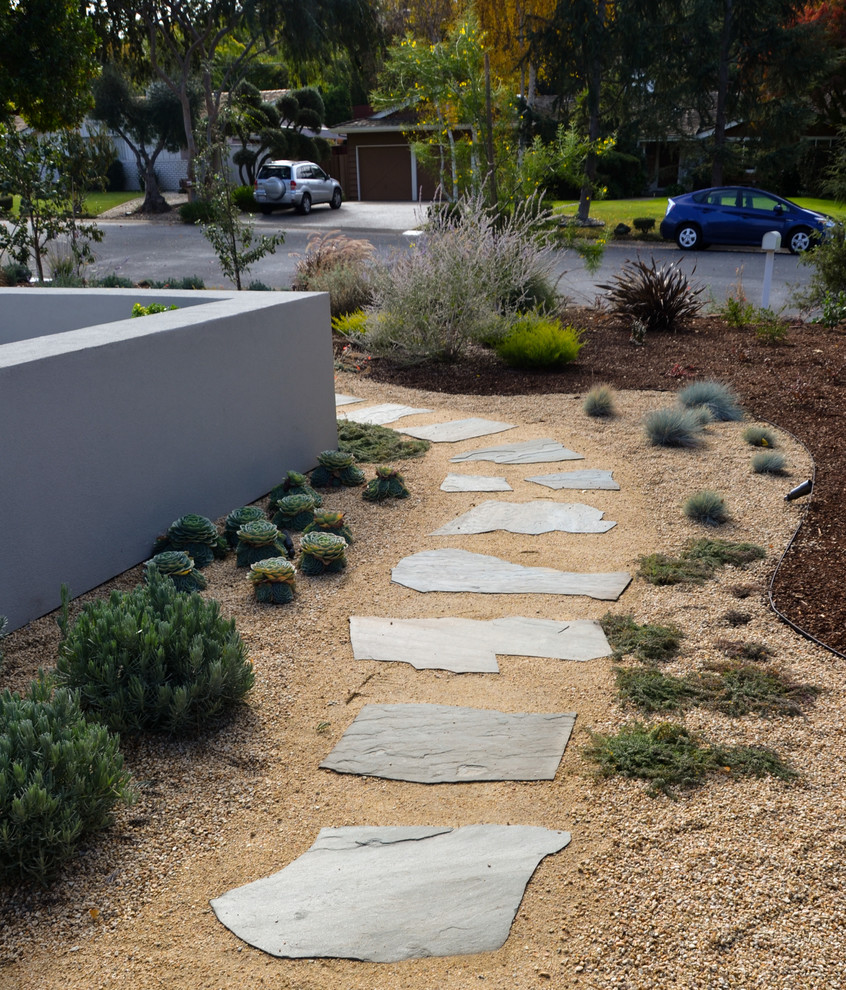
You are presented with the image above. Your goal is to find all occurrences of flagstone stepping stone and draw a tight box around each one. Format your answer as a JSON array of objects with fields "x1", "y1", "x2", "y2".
[
  {"x1": 430, "y1": 500, "x2": 616, "y2": 536},
  {"x1": 320, "y1": 703, "x2": 577, "y2": 783},
  {"x1": 210, "y1": 824, "x2": 571, "y2": 962},
  {"x1": 450, "y1": 438, "x2": 583, "y2": 464},
  {"x1": 527, "y1": 469, "x2": 621, "y2": 491},
  {"x1": 349, "y1": 615, "x2": 612, "y2": 671},
  {"x1": 335, "y1": 394, "x2": 363, "y2": 406},
  {"x1": 392, "y1": 549, "x2": 631, "y2": 600},
  {"x1": 399, "y1": 418, "x2": 515, "y2": 443},
  {"x1": 440, "y1": 473, "x2": 513, "y2": 492},
  {"x1": 338, "y1": 402, "x2": 432, "y2": 425}
]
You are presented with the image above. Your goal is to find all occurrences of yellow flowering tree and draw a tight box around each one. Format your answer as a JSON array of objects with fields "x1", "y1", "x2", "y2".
[{"x1": 371, "y1": 17, "x2": 516, "y2": 202}]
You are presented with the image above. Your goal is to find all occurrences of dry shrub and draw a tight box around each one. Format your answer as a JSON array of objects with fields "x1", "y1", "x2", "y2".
[{"x1": 292, "y1": 231, "x2": 374, "y2": 317}]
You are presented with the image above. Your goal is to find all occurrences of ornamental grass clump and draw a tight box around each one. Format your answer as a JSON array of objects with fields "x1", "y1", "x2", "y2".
[
  {"x1": 0, "y1": 677, "x2": 134, "y2": 884},
  {"x1": 303, "y1": 509, "x2": 354, "y2": 544},
  {"x1": 310, "y1": 449, "x2": 365, "y2": 488},
  {"x1": 154, "y1": 514, "x2": 225, "y2": 567},
  {"x1": 291, "y1": 231, "x2": 374, "y2": 318},
  {"x1": 269, "y1": 471, "x2": 323, "y2": 508},
  {"x1": 299, "y1": 532, "x2": 348, "y2": 575},
  {"x1": 363, "y1": 466, "x2": 410, "y2": 502},
  {"x1": 644, "y1": 407, "x2": 705, "y2": 448},
  {"x1": 583, "y1": 385, "x2": 617, "y2": 418},
  {"x1": 55, "y1": 569, "x2": 254, "y2": 735},
  {"x1": 248, "y1": 557, "x2": 297, "y2": 605},
  {"x1": 147, "y1": 550, "x2": 207, "y2": 592},
  {"x1": 752, "y1": 451, "x2": 788, "y2": 475},
  {"x1": 365, "y1": 192, "x2": 558, "y2": 362},
  {"x1": 271, "y1": 493, "x2": 316, "y2": 531},
  {"x1": 494, "y1": 315, "x2": 583, "y2": 369},
  {"x1": 235, "y1": 520, "x2": 291, "y2": 567},
  {"x1": 683, "y1": 489, "x2": 730, "y2": 526},
  {"x1": 224, "y1": 506, "x2": 266, "y2": 548},
  {"x1": 743, "y1": 426, "x2": 776, "y2": 448},
  {"x1": 597, "y1": 258, "x2": 705, "y2": 335},
  {"x1": 677, "y1": 380, "x2": 744, "y2": 421}
]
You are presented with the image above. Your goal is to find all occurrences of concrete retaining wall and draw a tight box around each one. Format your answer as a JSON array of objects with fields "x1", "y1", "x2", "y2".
[{"x1": 0, "y1": 288, "x2": 337, "y2": 632}]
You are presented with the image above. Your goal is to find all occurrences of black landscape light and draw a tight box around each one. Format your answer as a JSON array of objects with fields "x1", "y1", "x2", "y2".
[{"x1": 785, "y1": 479, "x2": 813, "y2": 502}]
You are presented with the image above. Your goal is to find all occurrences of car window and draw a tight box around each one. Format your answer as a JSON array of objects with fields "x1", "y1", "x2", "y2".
[
  {"x1": 297, "y1": 165, "x2": 315, "y2": 179},
  {"x1": 259, "y1": 165, "x2": 291, "y2": 180},
  {"x1": 313, "y1": 167, "x2": 327, "y2": 180},
  {"x1": 743, "y1": 192, "x2": 783, "y2": 212}
]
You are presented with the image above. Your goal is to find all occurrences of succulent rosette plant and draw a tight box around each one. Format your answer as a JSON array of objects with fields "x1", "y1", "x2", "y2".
[
  {"x1": 269, "y1": 470, "x2": 323, "y2": 508},
  {"x1": 310, "y1": 450, "x2": 365, "y2": 488},
  {"x1": 146, "y1": 551, "x2": 208, "y2": 592},
  {"x1": 153, "y1": 513, "x2": 224, "y2": 567},
  {"x1": 303, "y1": 509, "x2": 354, "y2": 544},
  {"x1": 362, "y1": 466, "x2": 410, "y2": 502},
  {"x1": 248, "y1": 557, "x2": 297, "y2": 604},
  {"x1": 298, "y1": 531, "x2": 348, "y2": 575},
  {"x1": 224, "y1": 506, "x2": 266, "y2": 548},
  {"x1": 235, "y1": 520, "x2": 292, "y2": 568},
  {"x1": 271, "y1": 492, "x2": 316, "y2": 532}
]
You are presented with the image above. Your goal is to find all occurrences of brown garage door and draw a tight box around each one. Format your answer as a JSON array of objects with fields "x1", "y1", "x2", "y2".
[{"x1": 358, "y1": 145, "x2": 413, "y2": 201}]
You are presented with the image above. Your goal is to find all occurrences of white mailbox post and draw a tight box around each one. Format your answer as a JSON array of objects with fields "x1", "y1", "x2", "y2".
[{"x1": 761, "y1": 230, "x2": 781, "y2": 309}]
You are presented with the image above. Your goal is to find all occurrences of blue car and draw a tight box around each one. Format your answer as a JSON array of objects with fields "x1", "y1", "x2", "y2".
[{"x1": 660, "y1": 186, "x2": 836, "y2": 253}]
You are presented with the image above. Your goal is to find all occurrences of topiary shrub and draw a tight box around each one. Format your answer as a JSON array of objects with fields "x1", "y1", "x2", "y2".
[
  {"x1": 743, "y1": 426, "x2": 776, "y2": 448},
  {"x1": 224, "y1": 506, "x2": 266, "y2": 548},
  {"x1": 269, "y1": 471, "x2": 323, "y2": 509},
  {"x1": 677, "y1": 380, "x2": 744, "y2": 422},
  {"x1": 55, "y1": 569, "x2": 254, "y2": 735},
  {"x1": 235, "y1": 520, "x2": 292, "y2": 567},
  {"x1": 752, "y1": 451, "x2": 787, "y2": 475},
  {"x1": 248, "y1": 557, "x2": 297, "y2": 604},
  {"x1": 494, "y1": 315, "x2": 583, "y2": 369},
  {"x1": 632, "y1": 217, "x2": 656, "y2": 234},
  {"x1": 147, "y1": 550, "x2": 208, "y2": 592},
  {"x1": 683, "y1": 489, "x2": 729, "y2": 526},
  {"x1": 597, "y1": 258, "x2": 705, "y2": 334},
  {"x1": 583, "y1": 385, "x2": 616, "y2": 418},
  {"x1": 362, "y1": 465, "x2": 410, "y2": 502},
  {"x1": 310, "y1": 450, "x2": 366, "y2": 488},
  {"x1": 154, "y1": 514, "x2": 226, "y2": 567},
  {"x1": 298, "y1": 532, "x2": 348, "y2": 575},
  {"x1": 303, "y1": 509, "x2": 353, "y2": 543},
  {"x1": 271, "y1": 493, "x2": 316, "y2": 531},
  {"x1": 0, "y1": 676, "x2": 134, "y2": 884},
  {"x1": 644, "y1": 407, "x2": 705, "y2": 447}
]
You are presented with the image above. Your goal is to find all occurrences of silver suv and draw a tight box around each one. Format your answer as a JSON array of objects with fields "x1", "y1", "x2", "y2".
[{"x1": 253, "y1": 160, "x2": 342, "y2": 215}]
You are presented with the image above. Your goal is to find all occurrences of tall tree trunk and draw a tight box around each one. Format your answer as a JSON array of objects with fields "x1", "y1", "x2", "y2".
[
  {"x1": 578, "y1": 14, "x2": 604, "y2": 222},
  {"x1": 712, "y1": 0, "x2": 734, "y2": 187}
]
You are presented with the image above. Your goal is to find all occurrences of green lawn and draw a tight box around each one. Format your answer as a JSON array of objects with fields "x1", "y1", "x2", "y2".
[
  {"x1": 548, "y1": 195, "x2": 846, "y2": 236},
  {"x1": 6, "y1": 191, "x2": 139, "y2": 217}
]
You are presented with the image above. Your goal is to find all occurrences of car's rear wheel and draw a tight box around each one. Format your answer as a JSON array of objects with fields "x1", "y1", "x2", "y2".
[
  {"x1": 259, "y1": 205, "x2": 273, "y2": 215},
  {"x1": 787, "y1": 226, "x2": 812, "y2": 254},
  {"x1": 297, "y1": 193, "x2": 312, "y2": 215},
  {"x1": 676, "y1": 224, "x2": 703, "y2": 250},
  {"x1": 330, "y1": 188, "x2": 342, "y2": 210}
]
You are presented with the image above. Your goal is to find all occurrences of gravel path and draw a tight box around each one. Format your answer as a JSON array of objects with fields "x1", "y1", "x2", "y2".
[{"x1": 2, "y1": 377, "x2": 842, "y2": 990}]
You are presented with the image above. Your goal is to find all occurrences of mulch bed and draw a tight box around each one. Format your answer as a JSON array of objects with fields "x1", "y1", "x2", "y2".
[{"x1": 362, "y1": 311, "x2": 846, "y2": 656}]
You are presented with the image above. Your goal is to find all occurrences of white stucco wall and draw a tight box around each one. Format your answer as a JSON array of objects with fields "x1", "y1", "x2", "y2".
[{"x1": 0, "y1": 288, "x2": 337, "y2": 631}]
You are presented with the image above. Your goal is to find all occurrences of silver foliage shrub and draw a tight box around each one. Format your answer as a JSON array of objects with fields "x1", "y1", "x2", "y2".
[{"x1": 365, "y1": 194, "x2": 559, "y2": 362}]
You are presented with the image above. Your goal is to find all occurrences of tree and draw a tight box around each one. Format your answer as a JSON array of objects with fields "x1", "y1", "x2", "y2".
[
  {"x1": 197, "y1": 146, "x2": 285, "y2": 290},
  {"x1": 372, "y1": 17, "x2": 512, "y2": 202},
  {"x1": 93, "y1": 0, "x2": 382, "y2": 194},
  {"x1": 797, "y1": 0, "x2": 846, "y2": 130},
  {"x1": 91, "y1": 65, "x2": 192, "y2": 213},
  {"x1": 0, "y1": 0, "x2": 98, "y2": 129},
  {"x1": 0, "y1": 126, "x2": 104, "y2": 282}
]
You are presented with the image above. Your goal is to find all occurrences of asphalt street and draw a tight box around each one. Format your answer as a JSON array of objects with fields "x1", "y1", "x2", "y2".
[{"x1": 90, "y1": 200, "x2": 814, "y2": 314}]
